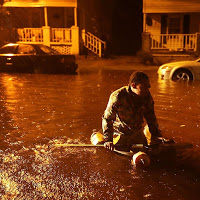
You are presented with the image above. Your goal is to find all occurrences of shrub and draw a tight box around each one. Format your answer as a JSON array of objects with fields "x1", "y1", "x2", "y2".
[{"x1": 136, "y1": 50, "x2": 153, "y2": 65}]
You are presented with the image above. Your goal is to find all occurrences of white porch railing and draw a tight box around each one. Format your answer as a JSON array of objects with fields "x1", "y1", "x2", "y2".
[
  {"x1": 17, "y1": 28, "x2": 72, "y2": 44},
  {"x1": 82, "y1": 29, "x2": 106, "y2": 57},
  {"x1": 17, "y1": 28, "x2": 43, "y2": 43},
  {"x1": 151, "y1": 34, "x2": 197, "y2": 51},
  {"x1": 17, "y1": 27, "x2": 79, "y2": 55},
  {"x1": 51, "y1": 28, "x2": 72, "y2": 43}
]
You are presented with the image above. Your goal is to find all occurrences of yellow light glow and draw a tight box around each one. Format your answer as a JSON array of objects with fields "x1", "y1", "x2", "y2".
[
  {"x1": 5, "y1": 54, "x2": 14, "y2": 56},
  {"x1": 6, "y1": 43, "x2": 16, "y2": 47}
]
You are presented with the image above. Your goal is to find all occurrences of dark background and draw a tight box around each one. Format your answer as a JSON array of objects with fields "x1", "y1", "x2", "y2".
[{"x1": 111, "y1": 0, "x2": 143, "y2": 55}]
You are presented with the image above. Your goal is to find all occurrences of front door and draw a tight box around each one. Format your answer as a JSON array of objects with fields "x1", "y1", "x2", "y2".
[{"x1": 161, "y1": 15, "x2": 183, "y2": 50}]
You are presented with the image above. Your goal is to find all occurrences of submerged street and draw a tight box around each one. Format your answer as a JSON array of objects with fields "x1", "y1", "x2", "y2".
[{"x1": 0, "y1": 59, "x2": 200, "y2": 199}]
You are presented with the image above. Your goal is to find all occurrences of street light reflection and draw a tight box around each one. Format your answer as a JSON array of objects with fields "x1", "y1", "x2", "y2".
[
  {"x1": 157, "y1": 76, "x2": 176, "y2": 94},
  {"x1": 1, "y1": 74, "x2": 24, "y2": 103}
]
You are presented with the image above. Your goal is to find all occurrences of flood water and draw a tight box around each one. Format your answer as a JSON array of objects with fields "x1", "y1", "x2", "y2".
[{"x1": 0, "y1": 66, "x2": 200, "y2": 200}]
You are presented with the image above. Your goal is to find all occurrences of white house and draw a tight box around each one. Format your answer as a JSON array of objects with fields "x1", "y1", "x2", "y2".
[
  {"x1": 142, "y1": 0, "x2": 200, "y2": 54},
  {"x1": 1, "y1": 0, "x2": 106, "y2": 57}
]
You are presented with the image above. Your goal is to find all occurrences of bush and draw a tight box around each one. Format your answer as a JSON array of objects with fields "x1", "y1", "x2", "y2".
[{"x1": 136, "y1": 50, "x2": 153, "y2": 65}]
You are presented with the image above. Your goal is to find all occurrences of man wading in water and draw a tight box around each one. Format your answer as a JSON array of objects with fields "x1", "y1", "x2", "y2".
[{"x1": 102, "y1": 71, "x2": 164, "y2": 151}]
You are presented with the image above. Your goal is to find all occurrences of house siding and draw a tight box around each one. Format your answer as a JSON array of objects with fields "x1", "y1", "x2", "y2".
[
  {"x1": 145, "y1": 14, "x2": 161, "y2": 34},
  {"x1": 143, "y1": 0, "x2": 200, "y2": 13},
  {"x1": 146, "y1": 13, "x2": 200, "y2": 35}
]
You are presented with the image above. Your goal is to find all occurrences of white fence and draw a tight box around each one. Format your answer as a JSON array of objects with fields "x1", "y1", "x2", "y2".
[
  {"x1": 151, "y1": 34, "x2": 197, "y2": 51},
  {"x1": 82, "y1": 30, "x2": 106, "y2": 57}
]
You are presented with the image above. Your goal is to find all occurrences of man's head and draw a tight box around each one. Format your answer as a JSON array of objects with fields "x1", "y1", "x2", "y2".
[{"x1": 129, "y1": 71, "x2": 151, "y2": 96}]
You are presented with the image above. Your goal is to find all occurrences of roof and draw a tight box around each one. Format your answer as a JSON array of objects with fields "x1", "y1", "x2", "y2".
[
  {"x1": 3, "y1": 0, "x2": 77, "y2": 8},
  {"x1": 143, "y1": 0, "x2": 200, "y2": 13}
]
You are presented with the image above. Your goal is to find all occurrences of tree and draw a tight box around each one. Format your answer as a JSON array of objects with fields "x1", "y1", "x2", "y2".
[
  {"x1": 0, "y1": 0, "x2": 10, "y2": 29},
  {"x1": 0, "y1": 0, "x2": 11, "y2": 6},
  {"x1": 0, "y1": 0, "x2": 5, "y2": 6}
]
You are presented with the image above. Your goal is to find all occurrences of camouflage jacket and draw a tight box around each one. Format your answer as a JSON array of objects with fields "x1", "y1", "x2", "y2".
[{"x1": 102, "y1": 86, "x2": 161, "y2": 142}]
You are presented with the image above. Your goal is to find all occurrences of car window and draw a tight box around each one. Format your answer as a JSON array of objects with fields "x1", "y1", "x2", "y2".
[
  {"x1": 0, "y1": 46, "x2": 16, "y2": 54},
  {"x1": 16, "y1": 45, "x2": 36, "y2": 54},
  {"x1": 39, "y1": 45, "x2": 59, "y2": 54}
]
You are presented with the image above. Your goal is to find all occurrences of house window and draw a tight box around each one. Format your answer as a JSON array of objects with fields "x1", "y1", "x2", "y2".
[{"x1": 168, "y1": 17, "x2": 181, "y2": 34}]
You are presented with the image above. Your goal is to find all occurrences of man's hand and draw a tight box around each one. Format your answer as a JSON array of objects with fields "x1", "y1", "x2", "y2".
[
  {"x1": 150, "y1": 136, "x2": 162, "y2": 145},
  {"x1": 150, "y1": 136, "x2": 174, "y2": 145},
  {"x1": 104, "y1": 142, "x2": 114, "y2": 151}
]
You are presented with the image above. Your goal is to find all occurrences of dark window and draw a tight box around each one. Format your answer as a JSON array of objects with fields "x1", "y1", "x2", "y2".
[
  {"x1": 0, "y1": 46, "x2": 17, "y2": 54},
  {"x1": 183, "y1": 15, "x2": 190, "y2": 34},
  {"x1": 168, "y1": 17, "x2": 181, "y2": 34},
  {"x1": 161, "y1": 15, "x2": 167, "y2": 34},
  {"x1": 16, "y1": 45, "x2": 36, "y2": 54}
]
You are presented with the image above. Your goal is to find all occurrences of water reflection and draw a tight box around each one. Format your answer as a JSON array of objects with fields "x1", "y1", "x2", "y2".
[
  {"x1": 154, "y1": 77, "x2": 200, "y2": 146},
  {"x1": 0, "y1": 69, "x2": 200, "y2": 199}
]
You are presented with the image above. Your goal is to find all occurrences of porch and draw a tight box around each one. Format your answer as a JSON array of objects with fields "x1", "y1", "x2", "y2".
[
  {"x1": 142, "y1": 33, "x2": 199, "y2": 52},
  {"x1": 141, "y1": 32, "x2": 200, "y2": 64},
  {"x1": 1, "y1": 0, "x2": 107, "y2": 57},
  {"x1": 15, "y1": 27, "x2": 106, "y2": 57},
  {"x1": 17, "y1": 26, "x2": 79, "y2": 55},
  {"x1": 151, "y1": 33, "x2": 197, "y2": 51}
]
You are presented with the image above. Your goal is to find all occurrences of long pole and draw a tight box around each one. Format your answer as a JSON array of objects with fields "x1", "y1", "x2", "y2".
[
  {"x1": 54, "y1": 143, "x2": 144, "y2": 157},
  {"x1": 55, "y1": 144, "x2": 104, "y2": 147},
  {"x1": 54, "y1": 143, "x2": 192, "y2": 150},
  {"x1": 55, "y1": 143, "x2": 143, "y2": 148}
]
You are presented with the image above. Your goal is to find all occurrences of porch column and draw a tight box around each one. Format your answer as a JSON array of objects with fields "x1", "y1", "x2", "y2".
[
  {"x1": 44, "y1": 7, "x2": 48, "y2": 26},
  {"x1": 195, "y1": 33, "x2": 200, "y2": 56},
  {"x1": 42, "y1": 26, "x2": 51, "y2": 46},
  {"x1": 74, "y1": 7, "x2": 77, "y2": 27},
  {"x1": 82, "y1": 29, "x2": 85, "y2": 44},
  {"x1": 143, "y1": 13, "x2": 146, "y2": 32},
  {"x1": 142, "y1": 32, "x2": 151, "y2": 52},
  {"x1": 71, "y1": 26, "x2": 79, "y2": 54}
]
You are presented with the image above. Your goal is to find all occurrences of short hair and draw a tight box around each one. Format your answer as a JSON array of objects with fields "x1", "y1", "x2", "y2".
[{"x1": 129, "y1": 71, "x2": 149, "y2": 86}]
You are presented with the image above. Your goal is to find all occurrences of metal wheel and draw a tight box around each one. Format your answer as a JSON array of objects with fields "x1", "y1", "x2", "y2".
[{"x1": 172, "y1": 69, "x2": 193, "y2": 81}]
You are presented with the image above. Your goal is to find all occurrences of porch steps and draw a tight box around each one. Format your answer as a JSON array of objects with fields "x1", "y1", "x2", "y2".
[{"x1": 82, "y1": 30, "x2": 106, "y2": 58}]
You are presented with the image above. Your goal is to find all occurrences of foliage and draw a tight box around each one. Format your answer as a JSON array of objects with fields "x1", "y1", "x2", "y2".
[
  {"x1": 136, "y1": 50, "x2": 154, "y2": 65},
  {"x1": 0, "y1": 7, "x2": 9, "y2": 15},
  {"x1": 0, "y1": 0, "x2": 5, "y2": 6},
  {"x1": 0, "y1": 0, "x2": 11, "y2": 6},
  {"x1": 0, "y1": 0, "x2": 10, "y2": 16},
  {"x1": 0, "y1": 1, "x2": 10, "y2": 30}
]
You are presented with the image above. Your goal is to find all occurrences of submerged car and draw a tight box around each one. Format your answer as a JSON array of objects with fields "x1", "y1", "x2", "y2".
[
  {"x1": 157, "y1": 58, "x2": 200, "y2": 81},
  {"x1": 0, "y1": 43, "x2": 78, "y2": 74}
]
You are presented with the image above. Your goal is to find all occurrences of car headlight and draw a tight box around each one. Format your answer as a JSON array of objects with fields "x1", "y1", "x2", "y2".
[{"x1": 160, "y1": 65, "x2": 169, "y2": 70}]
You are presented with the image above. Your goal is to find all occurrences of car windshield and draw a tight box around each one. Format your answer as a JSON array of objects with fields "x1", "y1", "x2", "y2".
[
  {"x1": 39, "y1": 45, "x2": 60, "y2": 54},
  {"x1": 0, "y1": 45, "x2": 17, "y2": 54}
]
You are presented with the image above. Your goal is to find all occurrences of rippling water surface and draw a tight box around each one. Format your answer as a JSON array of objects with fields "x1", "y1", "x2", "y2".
[{"x1": 0, "y1": 67, "x2": 200, "y2": 199}]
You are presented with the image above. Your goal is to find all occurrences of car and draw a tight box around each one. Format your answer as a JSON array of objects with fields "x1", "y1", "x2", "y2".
[
  {"x1": 0, "y1": 43, "x2": 78, "y2": 74},
  {"x1": 157, "y1": 58, "x2": 200, "y2": 81}
]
